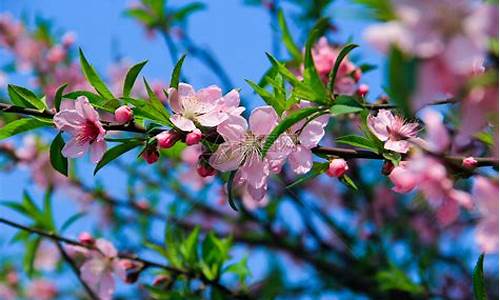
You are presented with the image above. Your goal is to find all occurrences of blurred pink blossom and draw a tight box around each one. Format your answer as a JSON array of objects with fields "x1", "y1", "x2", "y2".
[
  {"x1": 26, "y1": 279, "x2": 57, "y2": 300},
  {"x1": 472, "y1": 176, "x2": 499, "y2": 253}
]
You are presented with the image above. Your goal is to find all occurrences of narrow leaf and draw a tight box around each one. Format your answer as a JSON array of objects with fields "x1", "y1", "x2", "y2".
[
  {"x1": 327, "y1": 44, "x2": 359, "y2": 94},
  {"x1": 50, "y1": 132, "x2": 68, "y2": 176},
  {"x1": 8, "y1": 85, "x2": 47, "y2": 111},
  {"x1": 0, "y1": 118, "x2": 50, "y2": 140},
  {"x1": 79, "y1": 49, "x2": 114, "y2": 99},
  {"x1": 473, "y1": 254, "x2": 487, "y2": 300},
  {"x1": 336, "y1": 135, "x2": 380, "y2": 153},
  {"x1": 123, "y1": 60, "x2": 148, "y2": 97},
  {"x1": 60, "y1": 212, "x2": 87, "y2": 233},
  {"x1": 277, "y1": 10, "x2": 302, "y2": 62},
  {"x1": 54, "y1": 83, "x2": 68, "y2": 111},
  {"x1": 170, "y1": 54, "x2": 186, "y2": 89},
  {"x1": 94, "y1": 141, "x2": 143, "y2": 175},
  {"x1": 246, "y1": 79, "x2": 284, "y2": 114}
]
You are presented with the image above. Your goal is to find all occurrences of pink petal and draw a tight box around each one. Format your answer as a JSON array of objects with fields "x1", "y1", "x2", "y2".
[
  {"x1": 197, "y1": 110, "x2": 228, "y2": 128},
  {"x1": 196, "y1": 85, "x2": 222, "y2": 103},
  {"x1": 90, "y1": 140, "x2": 107, "y2": 163},
  {"x1": 476, "y1": 219, "x2": 499, "y2": 253},
  {"x1": 53, "y1": 111, "x2": 85, "y2": 134},
  {"x1": 299, "y1": 119, "x2": 327, "y2": 148},
  {"x1": 81, "y1": 258, "x2": 105, "y2": 287},
  {"x1": 59, "y1": 99, "x2": 75, "y2": 111},
  {"x1": 62, "y1": 138, "x2": 88, "y2": 158},
  {"x1": 216, "y1": 115, "x2": 247, "y2": 142},
  {"x1": 240, "y1": 152, "x2": 269, "y2": 189},
  {"x1": 177, "y1": 83, "x2": 195, "y2": 98},
  {"x1": 221, "y1": 89, "x2": 240, "y2": 110},
  {"x1": 384, "y1": 140, "x2": 410, "y2": 153},
  {"x1": 170, "y1": 114, "x2": 197, "y2": 132},
  {"x1": 367, "y1": 109, "x2": 394, "y2": 141},
  {"x1": 96, "y1": 239, "x2": 117, "y2": 257},
  {"x1": 97, "y1": 271, "x2": 115, "y2": 300},
  {"x1": 75, "y1": 96, "x2": 99, "y2": 122},
  {"x1": 436, "y1": 198, "x2": 459, "y2": 226},
  {"x1": 167, "y1": 87, "x2": 182, "y2": 114},
  {"x1": 249, "y1": 106, "x2": 278, "y2": 136},
  {"x1": 289, "y1": 145, "x2": 313, "y2": 174},
  {"x1": 112, "y1": 260, "x2": 127, "y2": 282},
  {"x1": 208, "y1": 142, "x2": 245, "y2": 172},
  {"x1": 246, "y1": 183, "x2": 267, "y2": 201}
]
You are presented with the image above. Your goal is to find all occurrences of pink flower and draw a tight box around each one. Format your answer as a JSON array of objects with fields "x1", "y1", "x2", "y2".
[
  {"x1": 327, "y1": 159, "x2": 349, "y2": 177},
  {"x1": 388, "y1": 162, "x2": 417, "y2": 193},
  {"x1": 142, "y1": 148, "x2": 159, "y2": 164},
  {"x1": 167, "y1": 83, "x2": 242, "y2": 132},
  {"x1": 367, "y1": 109, "x2": 419, "y2": 153},
  {"x1": 462, "y1": 157, "x2": 477, "y2": 169},
  {"x1": 304, "y1": 37, "x2": 361, "y2": 95},
  {"x1": 114, "y1": 105, "x2": 133, "y2": 123},
  {"x1": 53, "y1": 97, "x2": 107, "y2": 163},
  {"x1": 80, "y1": 239, "x2": 126, "y2": 300},
  {"x1": 286, "y1": 101, "x2": 329, "y2": 174},
  {"x1": 419, "y1": 110, "x2": 450, "y2": 153},
  {"x1": 209, "y1": 106, "x2": 292, "y2": 201},
  {"x1": 393, "y1": 155, "x2": 472, "y2": 225},
  {"x1": 0, "y1": 284, "x2": 16, "y2": 300},
  {"x1": 26, "y1": 279, "x2": 57, "y2": 300},
  {"x1": 472, "y1": 177, "x2": 499, "y2": 253}
]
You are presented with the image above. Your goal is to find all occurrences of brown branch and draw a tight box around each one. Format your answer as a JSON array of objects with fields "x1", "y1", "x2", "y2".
[
  {"x1": 0, "y1": 217, "x2": 248, "y2": 299},
  {"x1": 363, "y1": 98, "x2": 458, "y2": 110}
]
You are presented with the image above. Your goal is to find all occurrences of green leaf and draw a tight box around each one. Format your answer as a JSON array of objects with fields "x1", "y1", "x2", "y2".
[
  {"x1": 8, "y1": 85, "x2": 47, "y2": 111},
  {"x1": 226, "y1": 171, "x2": 239, "y2": 211},
  {"x1": 0, "y1": 118, "x2": 51, "y2": 140},
  {"x1": 303, "y1": 19, "x2": 329, "y2": 100},
  {"x1": 201, "y1": 232, "x2": 231, "y2": 280},
  {"x1": 473, "y1": 254, "x2": 487, "y2": 300},
  {"x1": 340, "y1": 174, "x2": 358, "y2": 190},
  {"x1": 327, "y1": 44, "x2": 359, "y2": 94},
  {"x1": 79, "y1": 49, "x2": 114, "y2": 99},
  {"x1": 125, "y1": 8, "x2": 155, "y2": 26},
  {"x1": 386, "y1": 47, "x2": 417, "y2": 118},
  {"x1": 60, "y1": 212, "x2": 86, "y2": 233},
  {"x1": 143, "y1": 78, "x2": 171, "y2": 121},
  {"x1": 54, "y1": 83, "x2": 68, "y2": 111},
  {"x1": 245, "y1": 79, "x2": 285, "y2": 114},
  {"x1": 376, "y1": 267, "x2": 424, "y2": 295},
  {"x1": 354, "y1": 0, "x2": 396, "y2": 21},
  {"x1": 277, "y1": 10, "x2": 302, "y2": 62},
  {"x1": 170, "y1": 54, "x2": 186, "y2": 89},
  {"x1": 180, "y1": 226, "x2": 200, "y2": 266},
  {"x1": 262, "y1": 107, "x2": 323, "y2": 157},
  {"x1": 383, "y1": 151, "x2": 401, "y2": 166},
  {"x1": 94, "y1": 140, "x2": 143, "y2": 175},
  {"x1": 173, "y1": 2, "x2": 206, "y2": 21},
  {"x1": 336, "y1": 135, "x2": 380, "y2": 153},
  {"x1": 50, "y1": 132, "x2": 68, "y2": 176},
  {"x1": 24, "y1": 237, "x2": 41, "y2": 278},
  {"x1": 286, "y1": 162, "x2": 329, "y2": 189},
  {"x1": 123, "y1": 60, "x2": 148, "y2": 97},
  {"x1": 330, "y1": 104, "x2": 363, "y2": 116},
  {"x1": 224, "y1": 256, "x2": 251, "y2": 284}
]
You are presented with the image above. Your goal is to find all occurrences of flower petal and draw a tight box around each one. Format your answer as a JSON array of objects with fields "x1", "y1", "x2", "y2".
[
  {"x1": 209, "y1": 142, "x2": 245, "y2": 172},
  {"x1": 75, "y1": 96, "x2": 99, "y2": 122},
  {"x1": 216, "y1": 115, "x2": 247, "y2": 142},
  {"x1": 197, "y1": 110, "x2": 228, "y2": 128},
  {"x1": 289, "y1": 145, "x2": 313, "y2": 174},
  {"x1": 384, "y1": 140, "x2": 410, "y2": 153},
  {"x1": 167, "y1": 87, "x2": 182, "y2": 114},
  {"x1": 96, "y1": 239, "x2": 117, "y2": 257},
  {"x1": 170, "y1": 114, "x2": 197, "y2": 132},
  {"x1": 299, "y1": 119, "x2": 327, "y2": 148},
  {"x1": 249, "y1": 106, "x2": 278, "y2": 136},
  {"x1": 62, "y1": 138, "x2": 88, "y2": 158},
  {"x1": 90, "y1": 141, "x2": 107, "y2": 164}
]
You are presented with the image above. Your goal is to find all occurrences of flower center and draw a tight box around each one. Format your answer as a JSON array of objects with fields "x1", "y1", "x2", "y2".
[{"x1": 77, "y1": 120, "x2": 100, "y2": 145}]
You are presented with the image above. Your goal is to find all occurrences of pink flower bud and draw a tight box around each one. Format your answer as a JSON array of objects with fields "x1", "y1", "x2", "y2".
[
  {"x1": 357, "y1": 84, "x2": 369, "y2": 97},
  {"x1": 327, "y1": 159, "x2": 349, "y2": 177},
  {"x1": 353, "y1": 69, "x2": 362, "y2": 82},
  {"x1": 47, "y1": 45, "x2": 66, "y2": 64},
  {"x1": 152, "y1": 275, "x2": 170, "y2": 286},
  {"x1": 186, "y1": 129, "x2": 202, "y2": 145},
  {"x1": 382, "y1": 160, "x2": 394, "y2": 175},
  {"x1": 136, "y1": 200, "x2": 150, "y2": 211},
  {"x1": 78, "y1": 232, "x2": 95, "y2": 245},
  {"x1": 142, "y1": 149, "x2": 159, "y2": 164},
  {"x1": 156, "y1": 131, "x2": 180, "y2": 149},
  {"x1": 197, "y1": 164, "x2": 216, "y2": 177},
  {"x1": 462, "y1": 156, "x2": 477, "y2": 169},
  {"x1": 62, "y1": 32, "x2": 76, "y2": 47},
  {"x1": 114, "y1": 105, "x2": 133, "y2": 123}
]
